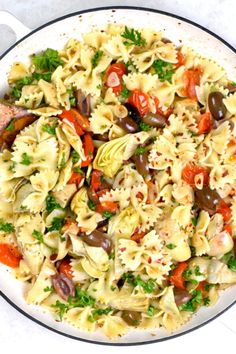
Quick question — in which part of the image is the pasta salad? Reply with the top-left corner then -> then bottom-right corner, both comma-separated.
0,24 -> 236,339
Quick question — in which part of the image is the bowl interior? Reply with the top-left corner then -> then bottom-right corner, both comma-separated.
0,7 -> 235,345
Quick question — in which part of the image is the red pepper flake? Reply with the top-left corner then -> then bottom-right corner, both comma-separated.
120,247 -> 126,252
148,257 -> 152,264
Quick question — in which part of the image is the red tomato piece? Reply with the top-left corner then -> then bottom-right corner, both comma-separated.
91,170 -> 103,191
105,63 -> 127,95
174,51 -> 185,68
153,96 -> 173,117
96,201 -> 118,214
128,89 -> 150,116
184,68 -> 201,99
59,259 -> 73,279
198,112 -> 213,134
216,200 -> 232,222
81,134 -> 94,167
182,163 -> 209,187
169,262 -> 188,290
223,224 -> 233,235
67,172 -> 84,185
0,243 -> 22,268
130,231 -> 146,243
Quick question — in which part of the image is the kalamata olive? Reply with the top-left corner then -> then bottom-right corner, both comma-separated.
87,187 -> 99,204
161,38 -> 172,44
226,85 -> 236,93
124,103 -> 141,122
174,288 -> 192,306
76,89 -> 91,117
117,116 -> 139,133
121,311 -> 142,326
208,92 -> 227,120
81,230 -> 112,254
142,113 -> 166,128
195,187 -> 222,214
133,151 -> 150,176
52,273 -> 75,301
93,133 -> 109,142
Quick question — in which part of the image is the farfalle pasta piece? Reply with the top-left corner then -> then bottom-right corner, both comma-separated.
196,82 -> 229,107
55,126 -> 71,169
102,34 -> 133,63
61,122 -> 85,160
8,62 -> 31,84
15,85 -> 44,109
131,49 -> 156,72
223,92 -> 236,115
51,66 -> 70,109
89,104 -> 114,134
197,57 -> 225,83
83,30 -> 110,49
38,79 -> 60,108
123,73 -> 159,93
192,211 -> 210,256
28,107 -> 62,116
64,307 -> 96,332
98,315 -> 129,339
54,158 -> 73,192
108,206 -> 140,238
155,42 -> 178,63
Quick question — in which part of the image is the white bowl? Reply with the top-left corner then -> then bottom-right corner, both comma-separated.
0,6 -> 235,345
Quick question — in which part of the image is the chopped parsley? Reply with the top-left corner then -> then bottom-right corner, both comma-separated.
88,307 -> 113,322
152,59 -> 175,83
178,290 -> 203,312
73,166 -> 84,175
47,217 -> 65,232
20,152 -> 32,165
110,285 -> 117,292
51,286 -> 95,320
8,161 -> 16,172
228,258 -> 236,272
45,193 -> 63,213
11,86 -> 22,98
120,84 -> 130,99
6,120 -> 15,132
220,250 -> 236,272
58,153 -> 66,170
146,305 -> 155,317
32,72 -> 52,82
102,211 -> 115,219
108,251 -> 115,260
67,88 -> 76,107
71,150 -> 80,164
122,272 -> 156,294
32,230 -> 44,243
194,265 -> 204,276
139,121 -> 151,131
204,297 -> 210,306
121,26 -> 147,47
166,243 -> 176,250
91,50 -> 104,68
32,48 -> 64,71
42,124 -> 57,135
135,146 -> 146,155
88,200 -> 96,211
43,286 -> 54,292
0,219 -> 15,233
191,217 -> 198,227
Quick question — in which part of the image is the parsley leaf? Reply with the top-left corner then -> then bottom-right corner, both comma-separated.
152,59 -> 175,83
120,84 -> 130,99
122,272 -> 156,293
0,219 -> 15,233
108,251 -> 115,260
146,305 -> 155,317
45,193 -> 63,213
32,72 -> 52,82
47,217 -> 65,232
204,297 -> 210,306
121,26 -> 147,47
194,265 -> 203,276
179,290 -> 203,312
44,286 -> 53,292
42,124 -> 57,135
88,200 -> 96,211
73,166 -> 84,175
67,88 -> 76,107
88,307 -> 113,322
71,150 -> 80,164
32,230 -> 44,243
191,217 -> 198,227
11,86 -> 22,98
139,121 -> 151,131
51,300 -> 68,321
102,211 -> 115,219
135,146 -> 146,155
6,120 -> 15,132
166,243 -> 176,250
228,258 -> 236,272
91,50 -> 103,68
32,48 -> 63,71
20,152 -> 32,165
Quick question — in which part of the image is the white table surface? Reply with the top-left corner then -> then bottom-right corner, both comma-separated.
0,0 -> 235,352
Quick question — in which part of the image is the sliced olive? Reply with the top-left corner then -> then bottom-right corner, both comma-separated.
124,103 -> 141,122
226,85 -> 236,93
87,187 -> 99,204
81,230 -> 112,254
208,92 -> 227,120
93,132 -> 109,142
76,89 -> 91,117
142,113 -> 166,128
52,273 -> 75,301
121,311 -> 141,326
174,288 -> 192,307
117,116 -> 139,133
133,151 -> 149,176
195,186 -> 222,214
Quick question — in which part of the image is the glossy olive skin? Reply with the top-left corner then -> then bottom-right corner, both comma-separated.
174,288 -> 192,306
133,151 -> 149,176
52,273 -> 75,301
76,89 -> 90,117
208,92 -> 227,120
81,230 -> 112,254
142,113 -> 166,128
117,116 -> 139,133
124,103 -> 141,122
121,311 -> 142,326
93,132 -> 109,142
87,187 -> 99,204
195,186 -> 222,214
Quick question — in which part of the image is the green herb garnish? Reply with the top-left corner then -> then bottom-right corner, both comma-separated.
122,273 -> 156,294
152,59 -> 175,83
45,193 -> 63,213
91,50 -> 104,68
42,124 -> 57,135
120,84 -> 130,99
20,152 -> 32,165
32,72 -> 52,82
102,211 -> 115,219
67,88 -> 76,107
88,307 -> 113,322
110,285 -> 117,292
194,266 -> 203,276
32,230 -> 44,243
88,200 -> 96,211
32,48 -> 63,71
204,297 -> 210,306
135,146 -> 146,155
6,120 -> 15,132
191,217 -> 198,227
121,26 -> 147,47
44,286 -> 53,292
0,219 -> 15,233
139,121 -> 151,131
71,150 -> 80,164
146,305 -> 155,317
178,290 -> 203,312
73,166 -> 84,175
108,252 -> 115,260
47,217 -> 65,232
11,86 -> 22,98
166,243 -> 176,250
